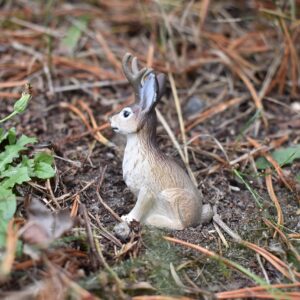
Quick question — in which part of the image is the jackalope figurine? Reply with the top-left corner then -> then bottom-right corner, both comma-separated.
110,53 -> 215,230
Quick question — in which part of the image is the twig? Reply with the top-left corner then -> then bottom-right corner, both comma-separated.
95,168 -> 122,222
50,79 -> 127,94
80,204 -> 100,270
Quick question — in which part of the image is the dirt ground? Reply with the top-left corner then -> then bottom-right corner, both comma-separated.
0,1 -> 300,299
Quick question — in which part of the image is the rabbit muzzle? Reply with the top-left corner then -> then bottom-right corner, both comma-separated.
109,115 -> 119,132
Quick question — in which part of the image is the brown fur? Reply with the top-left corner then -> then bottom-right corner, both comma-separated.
109,53 -> 205,230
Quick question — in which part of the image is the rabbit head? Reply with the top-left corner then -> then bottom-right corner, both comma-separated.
110,53 -> 166,135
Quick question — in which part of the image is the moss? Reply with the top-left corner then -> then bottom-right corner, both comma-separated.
114,227 -> 184,296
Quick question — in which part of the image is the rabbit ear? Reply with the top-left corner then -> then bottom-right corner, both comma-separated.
139,72 -> 158,113
140,72 -> 166,113
156,73 -> 166,101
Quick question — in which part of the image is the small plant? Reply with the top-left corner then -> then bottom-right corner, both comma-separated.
0,87 -> 55,248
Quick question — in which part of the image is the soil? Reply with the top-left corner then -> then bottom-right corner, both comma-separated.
0,1 -> 299,299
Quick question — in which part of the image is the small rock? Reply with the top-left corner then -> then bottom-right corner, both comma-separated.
114,221 -> 131,241
183,95 -> 206,118
291,102 -> 300,113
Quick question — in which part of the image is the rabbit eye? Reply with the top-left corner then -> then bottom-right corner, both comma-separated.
123,109 -> 131,118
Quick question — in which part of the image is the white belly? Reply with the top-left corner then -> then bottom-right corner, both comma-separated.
122,141 -> 149,195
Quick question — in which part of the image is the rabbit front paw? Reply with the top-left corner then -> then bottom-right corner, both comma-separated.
121,214 -> 135,223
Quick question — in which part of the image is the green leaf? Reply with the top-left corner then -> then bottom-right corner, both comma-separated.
0,128 -> 3,142
296,174 -> 300,183
20,155 -> 35,177
32,152 -> 55,179
34,161 -> 55,179
61,16 -> 89,53
0,128 -> 16,145
0,134 -> 36,173
0,217 -> 7,248
7,128 -> 16,145
34,152 -> 54,165
0,187 -> 16,221
1,166 -> 31,189
256,145 -> 300,170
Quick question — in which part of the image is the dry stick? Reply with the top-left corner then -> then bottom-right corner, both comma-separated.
164,236 -> 263,282
213,222 -> 229,248
216,283 -> 300,300
280,18 -> 299,96
234,67 -> 268,128
80,204 -> 100,270
133,296 -> 193,300
256,253 -> 270,284
0,92 -> 20,99
95,32 -> 122,74
146,43 -> 154,68
156,108 -> 197,186
94,214 -> 122,247
51,79 -> 127,94
186,97 -> 244,131
156,1 -> 179,69
10,17 -> 62,38
265,168 -> 284,237
70,195 -> 79,217
59,123 -> 110,145
45,259 -> 100,300
77,99 -> 115,148
11,41 -> 54,95
95,192 -> 122,222
247,137 -> 294,191
46,179 -> 61,209
94,237 -> 126,299
0,80 -> 28,88
213,213 -> 241,242
229,146 -> 269,166
187,134 -> 241,242
52,56 -> 118,80
199,0 -> 210,31
263,218 -> 300,262
0,220 -> 19,278
241,240 -> 299,280
59,102 -> 113,148
96,167 -> 122,223
211,48 -> 267,127
168,71 -> 188,164
65,179 -> 95,202
258,48 -> 283,100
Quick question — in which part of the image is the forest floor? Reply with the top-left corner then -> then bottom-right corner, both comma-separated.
0,1 -> 300,299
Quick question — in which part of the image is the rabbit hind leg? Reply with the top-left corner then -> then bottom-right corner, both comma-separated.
145,188 -> 200,230
145,214 -> 185,230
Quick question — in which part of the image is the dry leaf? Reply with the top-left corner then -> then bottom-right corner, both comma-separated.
21,199 -> 73,248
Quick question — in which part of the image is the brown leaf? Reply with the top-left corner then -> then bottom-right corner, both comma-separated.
21,199 -> 73,248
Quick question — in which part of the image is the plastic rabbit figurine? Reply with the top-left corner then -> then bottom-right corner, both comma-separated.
110,53 -> 214,230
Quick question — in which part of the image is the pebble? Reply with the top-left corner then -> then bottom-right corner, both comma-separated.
114,221 -> 131,241
291,102 -> 300,113
183,95 -> 206,117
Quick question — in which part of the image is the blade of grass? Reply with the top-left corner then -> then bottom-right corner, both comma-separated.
168,71 -> 189,165
265,168 -> 284,237
241,240 -> 299,281
216,282 -> 300,299
164,236 -> 267,285
264,218 -> 300,262
156,109 -> 197,186
233,169 -> 263,208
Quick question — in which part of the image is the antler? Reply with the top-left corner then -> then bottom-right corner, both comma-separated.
122,53 -> 152,92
